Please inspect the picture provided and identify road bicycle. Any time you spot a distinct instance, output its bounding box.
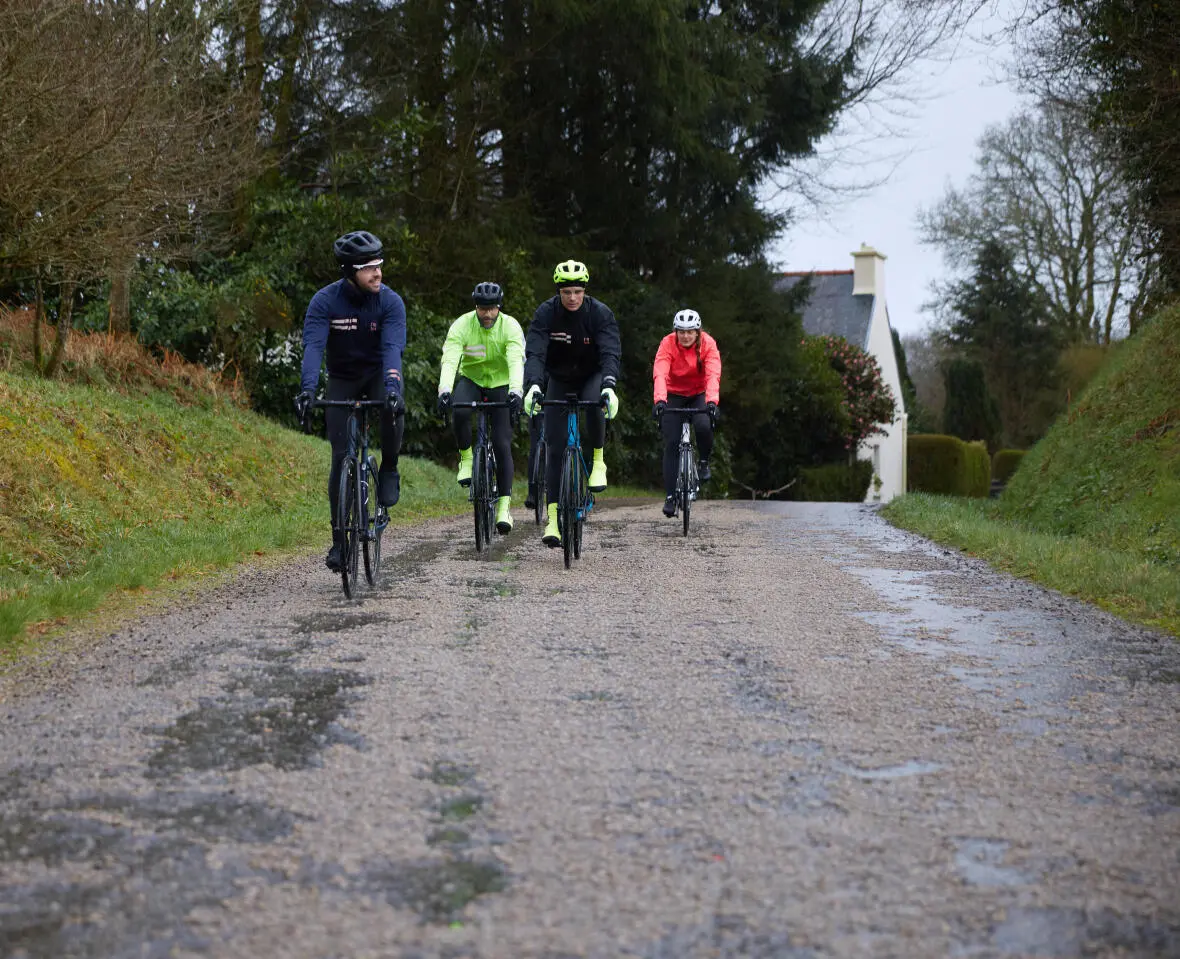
[307,399,389,598]
[446,398,516,552]
[540,395,607,569]
[528,413,547,525]
[661,406,702,537]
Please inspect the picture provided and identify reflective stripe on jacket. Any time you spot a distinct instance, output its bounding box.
[439,310,525,393]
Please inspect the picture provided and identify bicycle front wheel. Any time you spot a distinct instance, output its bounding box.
[362,455,380,586]
[338,457,360,598]
[679,447,695,537]
[558,447,581,569]
[473,445,488,552]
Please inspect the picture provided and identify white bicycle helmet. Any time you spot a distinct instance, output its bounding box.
[672,308,701,330]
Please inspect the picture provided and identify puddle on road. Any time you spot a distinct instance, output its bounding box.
[147,663,368,775]
[953,838,1032,888]
[758,502,1180,718]
[291,611,389,635]
[953,906,1180,957]
[831,759,943,781]
[350,857,507,924]
[0,791,298,958]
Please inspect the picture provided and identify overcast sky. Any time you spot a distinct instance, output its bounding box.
[770,9,1027,339]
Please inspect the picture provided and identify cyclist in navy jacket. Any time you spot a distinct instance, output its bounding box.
[295,231,407,572]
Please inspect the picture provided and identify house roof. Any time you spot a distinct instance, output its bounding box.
[775,270,873,349]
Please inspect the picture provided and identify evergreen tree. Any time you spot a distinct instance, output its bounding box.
[943,357,1001,450]
[940,239,1060,448]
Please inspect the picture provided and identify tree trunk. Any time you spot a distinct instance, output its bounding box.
[108,262,131,335]
[272,0,311,156]
[33,273,44,370]
[43,277,77,379]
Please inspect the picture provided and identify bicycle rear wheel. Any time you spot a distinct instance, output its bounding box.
[679,447,695,537]
[338,458,359,598]
[532,433,547,525]
[363,455,381,586]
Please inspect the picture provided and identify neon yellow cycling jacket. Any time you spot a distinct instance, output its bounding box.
[438,310,525,394]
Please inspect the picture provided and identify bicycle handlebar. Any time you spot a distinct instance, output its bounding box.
[311,399,389,408]
[658,406,706,418]
[539,398,608,409]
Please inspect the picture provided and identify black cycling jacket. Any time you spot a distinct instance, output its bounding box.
[523,294,621,391]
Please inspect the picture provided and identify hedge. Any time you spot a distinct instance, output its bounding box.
[794,459,874,502]
[992,448,1027,483]
[908,434,990,498]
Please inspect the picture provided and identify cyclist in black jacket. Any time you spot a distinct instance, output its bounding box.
[294,231,407,572]
[522,259,621,548]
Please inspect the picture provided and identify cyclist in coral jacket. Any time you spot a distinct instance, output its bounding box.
[652,308,721,518]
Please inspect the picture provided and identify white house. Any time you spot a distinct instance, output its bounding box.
[775,244,909,503]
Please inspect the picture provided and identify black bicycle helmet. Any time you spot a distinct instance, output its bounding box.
[472,281,503,306]
[334,230,384,269]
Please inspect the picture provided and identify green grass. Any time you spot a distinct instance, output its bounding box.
[883,493,1180,636]
[0,371,467,654]
[884,304,1180,638]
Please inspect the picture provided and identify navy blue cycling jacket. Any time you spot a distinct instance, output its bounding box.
[300,279,407,394]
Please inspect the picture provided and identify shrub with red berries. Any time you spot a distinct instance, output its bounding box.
[803,335,897,450]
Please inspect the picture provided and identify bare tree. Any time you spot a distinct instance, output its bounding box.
[0,0,262,366]
[918,99,1159,342]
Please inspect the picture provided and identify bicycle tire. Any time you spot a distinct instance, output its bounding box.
[473,444,488,552]
[532,434,547,525]
[338,458,359,598]
[679,446,695,537]
[363,455,381,586]
[560,447,584,568]
[573,452,587,559]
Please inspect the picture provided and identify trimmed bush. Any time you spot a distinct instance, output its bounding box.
[963,441,990,498]
[992,448,1027,483]
[794,459,873,502]
[908,433,990,498]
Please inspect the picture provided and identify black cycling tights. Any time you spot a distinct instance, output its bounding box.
[661,393,713,496]
[544,372,604,505]
[450,377,513,494]
[326,370,404,527]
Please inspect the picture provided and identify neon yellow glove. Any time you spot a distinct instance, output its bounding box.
[600,387,619,419]
[523,384,543,416]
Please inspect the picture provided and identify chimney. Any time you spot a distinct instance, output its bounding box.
[851,243,886,297]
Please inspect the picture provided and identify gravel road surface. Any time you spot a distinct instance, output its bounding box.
[1,500,1178,958]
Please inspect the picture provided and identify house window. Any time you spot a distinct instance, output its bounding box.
[871,444,880,476]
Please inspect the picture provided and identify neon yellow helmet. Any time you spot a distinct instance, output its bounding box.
[553,259,590,285]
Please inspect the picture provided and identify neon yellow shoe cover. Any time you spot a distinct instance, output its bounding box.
[588,448,607,491]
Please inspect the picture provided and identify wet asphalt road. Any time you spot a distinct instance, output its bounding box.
[1,500,1178,959]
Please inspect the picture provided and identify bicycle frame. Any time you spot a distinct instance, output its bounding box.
[449,398,514,552]
[310,398,390,596]
[540,395,605,567]
[661,406,701,536]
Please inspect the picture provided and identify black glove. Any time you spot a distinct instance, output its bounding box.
[294,390,313,420]
[437,391,451,417]
[386,390,405,415]
[507,390,523,416]
[706,401,718,427]
[653,400,666,423]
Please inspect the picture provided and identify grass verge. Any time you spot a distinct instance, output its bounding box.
[883,493,1180,638]
[0,371,467,656]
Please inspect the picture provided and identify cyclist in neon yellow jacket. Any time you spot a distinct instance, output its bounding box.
[438,282,525,533]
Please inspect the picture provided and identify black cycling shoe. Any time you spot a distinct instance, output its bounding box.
[378,469,400,507]
[325,542,344,572]
[662,495,677,518]
[698,460,712,483]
